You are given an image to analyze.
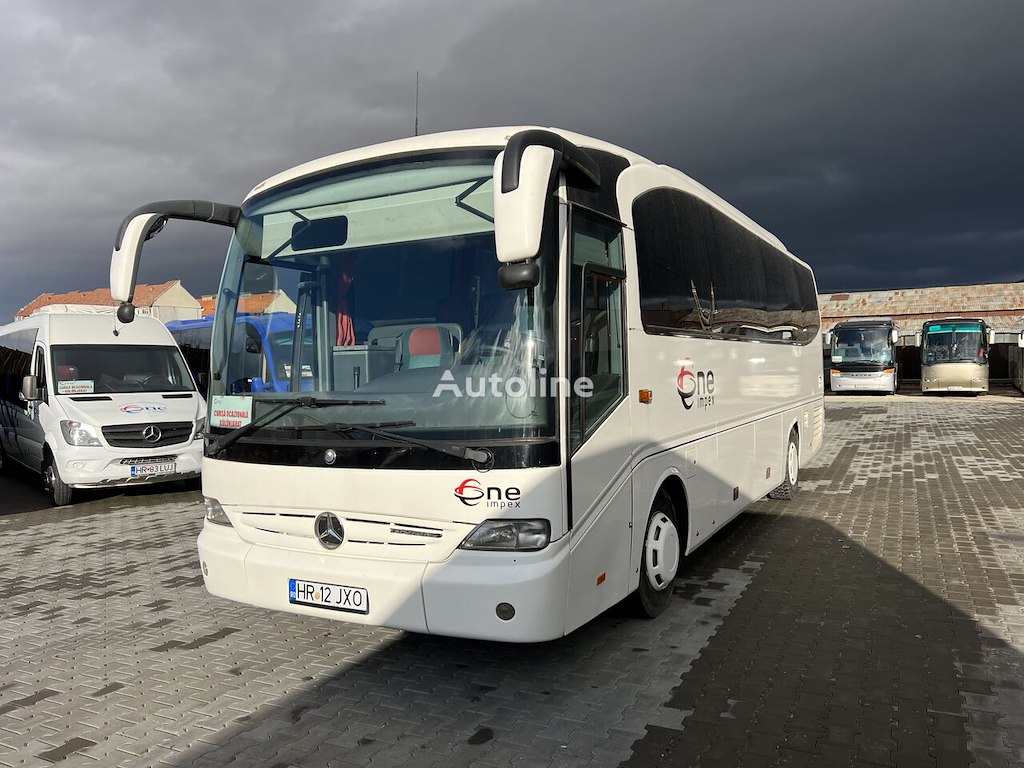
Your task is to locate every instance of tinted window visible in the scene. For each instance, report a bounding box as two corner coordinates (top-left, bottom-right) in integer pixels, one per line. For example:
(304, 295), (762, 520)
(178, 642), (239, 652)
(633, 187), (819, 344)
(711, 212), (768, 335)
(633, 188), (713, 332)
(0, 329), (37, 405)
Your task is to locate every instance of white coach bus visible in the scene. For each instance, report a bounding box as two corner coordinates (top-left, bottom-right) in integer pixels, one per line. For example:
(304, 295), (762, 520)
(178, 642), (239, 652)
(109, 127), (824, 642)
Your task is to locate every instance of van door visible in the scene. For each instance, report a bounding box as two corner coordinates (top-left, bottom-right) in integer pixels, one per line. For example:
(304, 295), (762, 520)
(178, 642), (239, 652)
(20, 345), (48, 470)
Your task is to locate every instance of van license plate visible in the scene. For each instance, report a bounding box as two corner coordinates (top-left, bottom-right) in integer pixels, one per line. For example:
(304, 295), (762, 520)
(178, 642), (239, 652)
(289, 579), (369, 614)
(130, 462), (175, 477)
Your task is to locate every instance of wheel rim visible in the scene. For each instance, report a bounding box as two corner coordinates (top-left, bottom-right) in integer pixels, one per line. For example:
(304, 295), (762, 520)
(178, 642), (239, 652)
(44, 464), (55, 493)
(644, 512), (680, 591)
(787, 441), (799, 486)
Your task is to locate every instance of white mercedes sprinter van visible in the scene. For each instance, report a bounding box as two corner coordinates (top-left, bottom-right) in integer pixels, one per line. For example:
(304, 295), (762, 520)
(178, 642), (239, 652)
(0, 312), (205, 505)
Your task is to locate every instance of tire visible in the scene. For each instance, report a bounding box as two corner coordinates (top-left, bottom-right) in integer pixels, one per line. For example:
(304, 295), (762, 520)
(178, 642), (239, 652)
(0, 443), (6, 475)
(43, 453), (73, 507)
(768, 430), (799, 500)
(631, 489), (682, 618)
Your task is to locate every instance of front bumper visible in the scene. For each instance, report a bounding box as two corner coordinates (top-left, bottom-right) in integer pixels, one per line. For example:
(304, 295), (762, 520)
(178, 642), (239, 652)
(830, 371), (895, 393)
(58, 440), (203, 488)
(197, 520), (571, 642)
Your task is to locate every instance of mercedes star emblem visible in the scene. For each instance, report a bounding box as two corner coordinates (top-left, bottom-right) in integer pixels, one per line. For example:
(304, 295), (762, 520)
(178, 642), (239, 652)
(142, 425), (162, 443)
(314, 512), (345, 550)
(324, 449), (337, 465)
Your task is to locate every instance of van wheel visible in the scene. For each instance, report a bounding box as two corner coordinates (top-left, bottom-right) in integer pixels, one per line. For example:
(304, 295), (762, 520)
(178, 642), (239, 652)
(631, 489), (681, 618)
(43, 455), (72, 507)
(0, 444), (6, 475)
(769, 430), (799, 500)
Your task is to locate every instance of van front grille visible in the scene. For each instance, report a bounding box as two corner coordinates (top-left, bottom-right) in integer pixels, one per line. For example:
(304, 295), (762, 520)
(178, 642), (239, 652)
(102, 422), (193, 448)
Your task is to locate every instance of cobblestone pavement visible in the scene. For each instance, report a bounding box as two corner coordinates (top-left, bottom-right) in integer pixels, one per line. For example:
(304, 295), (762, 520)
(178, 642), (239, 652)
(1, 397), (1023, 767)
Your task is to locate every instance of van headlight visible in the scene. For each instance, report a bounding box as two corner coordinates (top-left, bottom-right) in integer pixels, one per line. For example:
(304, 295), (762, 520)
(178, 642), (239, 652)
(194, 417), (206, 440)
(60, 420), (102, 447)
(204, 497), (232, 526)
(460, 519), (550, 551)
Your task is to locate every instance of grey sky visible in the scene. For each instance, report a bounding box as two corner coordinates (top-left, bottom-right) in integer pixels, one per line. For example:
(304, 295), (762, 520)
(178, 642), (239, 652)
(2, 0), (1022, 322)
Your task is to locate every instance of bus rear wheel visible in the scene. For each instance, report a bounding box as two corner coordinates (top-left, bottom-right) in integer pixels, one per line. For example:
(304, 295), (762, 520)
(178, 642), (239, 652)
(632, 489), (681, 618)
(43, 453), (72, 507)
(769, 430), (799, 500)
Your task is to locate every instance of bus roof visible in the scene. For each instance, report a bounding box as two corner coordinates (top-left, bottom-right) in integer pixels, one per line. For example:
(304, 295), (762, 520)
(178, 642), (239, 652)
(240, 126), (792, 259)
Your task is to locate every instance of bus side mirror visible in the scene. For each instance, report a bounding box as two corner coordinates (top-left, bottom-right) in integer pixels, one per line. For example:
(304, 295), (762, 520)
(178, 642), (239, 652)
(890, 329), (899, 345)
(914, 332), (922, 347)
(987, 329), (995, 345)
(1018, 331), (1024, 349)
(111, 212), (168, 322)
(493, 146), (556, 265)
(823, 331), (833, 346)
(20, 374), (40, 402)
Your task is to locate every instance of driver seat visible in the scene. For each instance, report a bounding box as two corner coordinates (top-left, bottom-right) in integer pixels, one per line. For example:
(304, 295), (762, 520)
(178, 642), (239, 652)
(395, 326), (456, 371)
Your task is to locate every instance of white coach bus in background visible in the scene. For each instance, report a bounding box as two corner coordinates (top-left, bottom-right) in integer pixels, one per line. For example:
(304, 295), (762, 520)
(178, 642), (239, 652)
(108, 127), (824, 642)
(827, 319), (900, 394)
(0, 312), (205, 505)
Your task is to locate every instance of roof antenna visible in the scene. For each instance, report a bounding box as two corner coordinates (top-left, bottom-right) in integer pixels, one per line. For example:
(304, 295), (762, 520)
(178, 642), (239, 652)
(414, 71), (419, 136)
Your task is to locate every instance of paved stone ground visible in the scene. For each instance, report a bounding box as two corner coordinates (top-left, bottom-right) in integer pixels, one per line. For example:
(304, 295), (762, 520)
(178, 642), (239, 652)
(1, 396), (1023, 767)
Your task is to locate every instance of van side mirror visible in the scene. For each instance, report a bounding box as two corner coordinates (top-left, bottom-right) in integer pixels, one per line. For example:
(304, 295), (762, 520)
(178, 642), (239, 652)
(493, 146), (556, 265)
(20, 374), (40, 402)
(890, 329), (899, 345)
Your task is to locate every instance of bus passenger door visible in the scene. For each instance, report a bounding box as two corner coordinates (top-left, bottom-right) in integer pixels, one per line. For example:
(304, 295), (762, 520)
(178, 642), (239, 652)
(565, 212), (634, 632)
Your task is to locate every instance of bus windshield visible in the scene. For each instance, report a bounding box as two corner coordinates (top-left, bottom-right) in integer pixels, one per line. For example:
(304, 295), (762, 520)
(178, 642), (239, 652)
(831, 326), (893, 365)
(923, 322), (987, 364)
(209, 152), (557, 445)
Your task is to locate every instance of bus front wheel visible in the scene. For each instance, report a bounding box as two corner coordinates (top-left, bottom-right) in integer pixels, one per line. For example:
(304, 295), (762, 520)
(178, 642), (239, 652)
(769, 430), (799, 500)
(632, 489), (681, 618)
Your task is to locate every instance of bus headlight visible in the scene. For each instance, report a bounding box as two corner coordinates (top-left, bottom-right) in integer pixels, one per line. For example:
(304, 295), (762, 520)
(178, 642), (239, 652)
(460, 519), (550, 551)
(204, 497), (232, 526)
(60, 420), (102, 447)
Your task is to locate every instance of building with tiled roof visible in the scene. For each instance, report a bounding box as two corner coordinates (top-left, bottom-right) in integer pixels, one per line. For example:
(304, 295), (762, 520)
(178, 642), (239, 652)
(15, 281), (201, 323)
(198, 291), (297, 318)
(819, 282), (1024, 336)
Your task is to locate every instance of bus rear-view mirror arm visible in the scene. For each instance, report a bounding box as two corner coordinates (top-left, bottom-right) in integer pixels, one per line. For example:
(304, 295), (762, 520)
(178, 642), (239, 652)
(493, 130), (601, 290)
(110, 200), (240, 323)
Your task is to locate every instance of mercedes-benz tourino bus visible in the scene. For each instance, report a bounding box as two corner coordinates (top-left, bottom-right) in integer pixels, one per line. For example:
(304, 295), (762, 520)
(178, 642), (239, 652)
(920, 318), (994, 394)
(0, 312), (205, 505)
(828, 319), (899, 394)
(108, 127), (824, 641)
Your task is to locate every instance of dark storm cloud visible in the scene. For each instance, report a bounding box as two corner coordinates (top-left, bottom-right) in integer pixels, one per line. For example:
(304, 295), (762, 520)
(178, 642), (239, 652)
(1, 0), (1023, 322)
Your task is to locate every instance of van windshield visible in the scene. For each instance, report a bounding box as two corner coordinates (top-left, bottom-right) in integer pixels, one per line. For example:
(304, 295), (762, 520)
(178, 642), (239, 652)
(51, 345), (196, 394)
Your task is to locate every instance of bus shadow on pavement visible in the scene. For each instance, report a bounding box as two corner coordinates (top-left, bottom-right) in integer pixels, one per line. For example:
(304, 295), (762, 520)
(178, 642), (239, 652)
(160, 507), (1021, 768)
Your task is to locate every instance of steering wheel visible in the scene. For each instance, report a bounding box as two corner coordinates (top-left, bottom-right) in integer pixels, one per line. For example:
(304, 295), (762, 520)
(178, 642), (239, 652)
(142, 375), (174, 391)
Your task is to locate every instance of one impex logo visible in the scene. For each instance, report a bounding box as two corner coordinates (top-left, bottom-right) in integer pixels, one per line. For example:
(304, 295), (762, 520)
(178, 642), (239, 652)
(120, 404), (167, 415)
(676, 358), (715, 411)
(454, 478), (522, 508)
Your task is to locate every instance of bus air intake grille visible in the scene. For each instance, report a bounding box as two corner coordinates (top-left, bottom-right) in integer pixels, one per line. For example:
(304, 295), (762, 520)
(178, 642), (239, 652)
(102, 422), (193, 448)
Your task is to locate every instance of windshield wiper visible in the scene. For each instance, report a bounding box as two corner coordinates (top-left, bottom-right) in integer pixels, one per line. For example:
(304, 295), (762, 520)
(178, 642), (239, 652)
(206, 396), (385, 457)
(330, 422), (493, 466)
